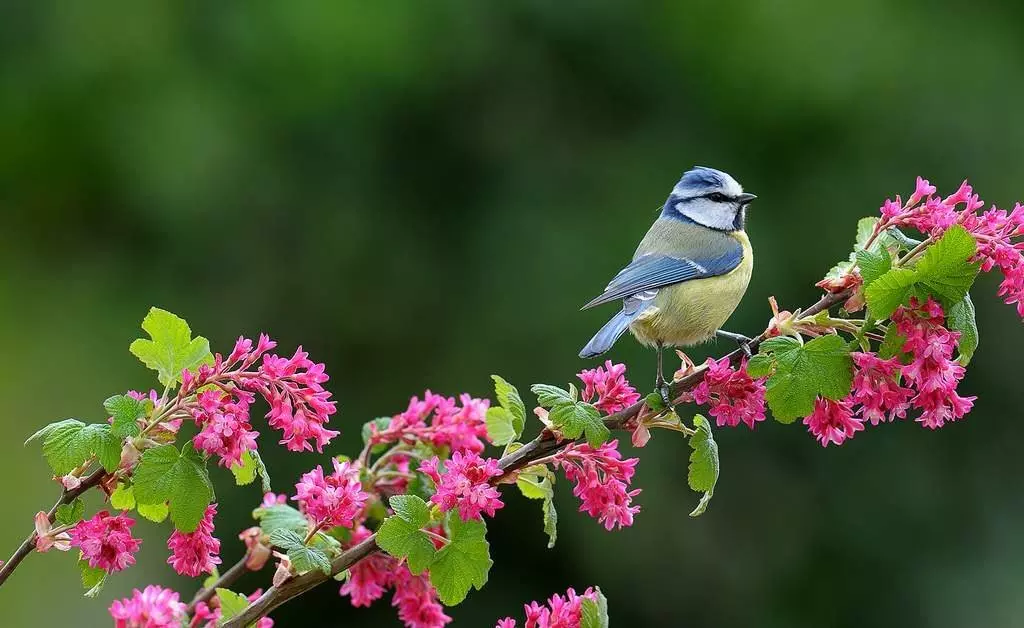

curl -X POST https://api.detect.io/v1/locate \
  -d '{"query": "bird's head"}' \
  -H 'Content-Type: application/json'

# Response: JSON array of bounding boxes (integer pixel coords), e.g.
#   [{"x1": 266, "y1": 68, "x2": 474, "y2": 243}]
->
[{"x1": 663, "y1": 166, "x2": 756, "y2": 232}]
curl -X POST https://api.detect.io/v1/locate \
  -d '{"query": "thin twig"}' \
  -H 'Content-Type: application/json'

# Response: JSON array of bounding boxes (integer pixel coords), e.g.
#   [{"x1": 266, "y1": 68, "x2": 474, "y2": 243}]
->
[{"x1": 0, "y1": 467, "x2": 107, "y2": 587}]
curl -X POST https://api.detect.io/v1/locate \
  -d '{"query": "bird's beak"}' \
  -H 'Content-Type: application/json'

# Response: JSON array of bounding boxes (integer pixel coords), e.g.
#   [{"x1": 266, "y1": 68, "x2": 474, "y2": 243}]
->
[{"x1": 736, "y1": 193, "x2": 757, "y2": 205}]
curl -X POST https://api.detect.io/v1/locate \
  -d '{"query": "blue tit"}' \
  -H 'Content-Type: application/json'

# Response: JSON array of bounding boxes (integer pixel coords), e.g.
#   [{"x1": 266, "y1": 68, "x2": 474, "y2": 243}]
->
[{"x1": 579, "y1": 166, "x2": 757, "y2": 393}]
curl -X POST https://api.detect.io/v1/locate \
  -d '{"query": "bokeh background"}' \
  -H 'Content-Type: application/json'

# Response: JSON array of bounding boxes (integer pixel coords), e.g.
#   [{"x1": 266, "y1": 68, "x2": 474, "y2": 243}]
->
[{"x1": 3, "y1": 2, "x2": 1024, "y2": 626}]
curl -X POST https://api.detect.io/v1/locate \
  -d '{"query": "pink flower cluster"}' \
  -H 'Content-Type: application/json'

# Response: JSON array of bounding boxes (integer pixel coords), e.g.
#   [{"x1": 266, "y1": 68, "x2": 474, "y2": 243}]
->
[
  {"x1": 878, "y1": 177, "x2": 1024, "y2": 317},
  {"x1": 166, "y1": 504, "x2": 221, "y2": 577},
  {"x1": 804, "y1": 297, "x2": 975, "y2": 446},
  {"x1": 293, "y1": 458, "x2": 369, "y2": 529},
  {"x1": 191, "y1": 389, "x2": 259, "y2": 468},
  {"x1": 192, "y1": 589, "x2": 274, "y2": 628},
  {"x1": 368, "y1": 391, "x2": 491, "y2": 454},
  {"x1": 495, "y1": 586, "x2": 601, "y2": 628},
  {"x1": 552, "y1": 440, "x2": 640, "y2": 530},
  {"x1": 577, "y1": 360, "x2": 640, "y2": 415},
  {"x1": 181, "y1": 334, "x2": 339, "y2": 454},
  {"x1": 69, "y1": 511, "x2": 141, "y2": 573},
  {"x1": 109, "y1": 585, "x2": 186, "y2": 628},
  {"x1": 339, "y1": 527, "x2": 452, "y2": 628},
  {"x1": 419, "y1": 452, "x2": 504, "y2": 521},
  {"x1": 691, "y1": 357, "x2": 767, "y2": 429}
]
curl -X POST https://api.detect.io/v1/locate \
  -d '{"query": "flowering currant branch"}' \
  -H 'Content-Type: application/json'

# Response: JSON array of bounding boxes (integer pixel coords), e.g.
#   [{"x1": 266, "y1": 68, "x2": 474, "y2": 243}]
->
[{"x1": 4, "y1": 176, "x2": 1023, "y2": 628}]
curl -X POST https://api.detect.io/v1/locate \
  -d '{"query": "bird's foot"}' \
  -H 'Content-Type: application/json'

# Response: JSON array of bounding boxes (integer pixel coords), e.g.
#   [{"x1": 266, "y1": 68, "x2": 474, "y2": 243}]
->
[
  {"x1": 716, "y1": 329, "x2": 754, "y2": 357},
  {"x1": 655, "y1": 377, "x2": 672, "y2": 408}
]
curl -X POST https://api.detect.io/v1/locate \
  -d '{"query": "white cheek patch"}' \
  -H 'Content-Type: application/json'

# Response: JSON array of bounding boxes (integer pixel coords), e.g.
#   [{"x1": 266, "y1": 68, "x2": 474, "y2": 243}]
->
[{"x1": 675, "y1": 198, "x2": 738, "y2": 231}]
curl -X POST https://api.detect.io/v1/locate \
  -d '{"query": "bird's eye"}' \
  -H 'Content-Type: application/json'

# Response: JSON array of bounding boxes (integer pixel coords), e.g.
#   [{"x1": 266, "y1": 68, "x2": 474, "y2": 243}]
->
[{"x1": 708, "y1": 192, "x2": 728, "y2": 202}]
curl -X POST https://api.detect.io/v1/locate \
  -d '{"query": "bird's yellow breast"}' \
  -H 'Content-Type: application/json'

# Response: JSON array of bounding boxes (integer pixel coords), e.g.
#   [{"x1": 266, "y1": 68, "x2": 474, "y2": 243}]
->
[{"x1": 629, "y1": 231, "x2": 753, "y2": 348}]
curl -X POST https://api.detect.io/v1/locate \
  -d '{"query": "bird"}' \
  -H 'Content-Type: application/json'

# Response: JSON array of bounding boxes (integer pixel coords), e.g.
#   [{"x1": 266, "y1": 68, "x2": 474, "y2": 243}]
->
[{"x1": 579, "y1": 166, "x2": 757, "y2": 400}]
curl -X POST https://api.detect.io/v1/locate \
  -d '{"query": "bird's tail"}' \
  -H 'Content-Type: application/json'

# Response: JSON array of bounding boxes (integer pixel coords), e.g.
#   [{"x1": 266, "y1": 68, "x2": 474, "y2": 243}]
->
[{"x1": 579, "y1": 310, "x2": 634, "y2": 359}]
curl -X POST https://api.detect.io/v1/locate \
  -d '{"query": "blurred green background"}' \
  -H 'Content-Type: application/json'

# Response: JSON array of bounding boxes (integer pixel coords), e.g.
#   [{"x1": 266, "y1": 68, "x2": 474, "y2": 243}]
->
[{"x1": 3, "y1": 2, "x2": 1024, "y2": 626}]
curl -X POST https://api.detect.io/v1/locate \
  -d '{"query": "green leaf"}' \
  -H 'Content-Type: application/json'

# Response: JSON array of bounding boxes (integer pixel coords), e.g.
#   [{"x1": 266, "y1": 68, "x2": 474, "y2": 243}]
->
[
  {"x1": 55, "y1": 499, "x2": 85, "y2": 526},
  {"x1": 516, "y1": 467, "x2": 558, "y2": 548},
  {"x1": 687, "y1": 415, "x2": 720, "y2": 517},
  {"x1": 253, "y1": 503, "x2": 309, "y2": 537},
  {"x1": 360, "y1": 417, "x2": 392, "y2": 455},
  {"x1": 288, "y1": 544, "x2": 332, "y2": 576},
  {"x1": 865, "y1": 267, "x2": 919, "y2": 319},
  {"x1": 530, "y1": 384, "x2": 573, "y2": 408},
  {"x1": 856, "y1": 248, "x2": 892, "y2": 287},
  {"x1": 268, "y1": 528, "x2": 305, "y2": 551},
  {"x1": 137, "y1": 501, "x2": 169, "y2": 523},
  {"x1": 215, "y1": 589, "x2": 251, "y2": 625},
  {"x1": 490, "y1": 375, "x2": 526, "y2": 442},
  {"x1": 758, "y1": 336, "x2": 801, "y2": 355},
  {"x1": 946, "y1": 294, "x2": 979, "y2": 365},
  {"x1": 25, "y1": 418, "x2": 79, "y2": 447},
  {"x1": 110, "y1": 484, "x2": 136, "y2": 510},
  {"x1": 745, "y1": 353, "x2": 775, "y2": 378},
  {"x1": 79, "y1": 559, "x2": 106, "y2": 598},
  {"x1": 548, "y1": 401, "x2": 609, "y2": 447},
  {"x1": 389, "y1": 494, "x2": 431, "y2": 527},
  {"x1": 485, "y1": 407, "x2": 518, "y2": 447},
  {"x1": 429, "y1": 514, "x2": 492, "y2": 606},
  {"x1": 542, "y1": 494, "x2": 558, "y2": 550},
  {"x1": 376, "y1": 516, "x2": 437, "y2": 575},
  {"x1": 231, "y1": 450, "x2": 258, "y2": 486},
  {"x1": 914, "y1": 226, "x2": 980, "y2": 306},
  {"x1": 761, "y1": 335, "x2": 853, "y2": 423},
  {"x1": 103, "y1": 394, "x2": 147, "y2": 439},
  {"x1": 133, "y1": 443, "x2": 214, "y2": 532},
  {"x1": 580, "y1": 587, "x2": 610, "y2": 628},
  {"x1": 41, "y1": 420, "x2": 122, "y2": 475},
  {"x1": 129, "y1": 307, "x2": 214, "y2": 387}
]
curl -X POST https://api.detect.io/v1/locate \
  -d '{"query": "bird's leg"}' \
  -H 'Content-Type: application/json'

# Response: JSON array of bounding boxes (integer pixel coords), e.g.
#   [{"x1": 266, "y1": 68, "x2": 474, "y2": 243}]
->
[
  {"x1": 655, "y1": 342, "x2": 671, "y2": 406},
  {"x1": 716, "y1": 329, "x2": 754, "y2": 357}
]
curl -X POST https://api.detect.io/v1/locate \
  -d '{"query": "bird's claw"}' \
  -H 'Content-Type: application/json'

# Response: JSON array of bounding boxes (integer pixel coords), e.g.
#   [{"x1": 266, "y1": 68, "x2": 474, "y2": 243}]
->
[{"x1": 656, "y1": 379, "x2": 672, "y2": 407}]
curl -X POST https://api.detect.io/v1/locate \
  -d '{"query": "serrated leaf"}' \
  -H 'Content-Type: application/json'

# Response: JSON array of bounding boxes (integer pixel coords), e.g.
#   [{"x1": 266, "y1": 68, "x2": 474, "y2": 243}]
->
[
  {"x1": 548, "y1": 401, "x2": 609, "y2": 447},
  {"x1": 530, "y1": 384, "x2": 573, "y2": 408},
  {"x1": 485, "y1": 407, "x2": 518, "y2": 447},
  {"x1": 490, "y1": 375, "x2": 526, "y2": 440},
  {"x1": 55, "y1": 499, "x2": 85, "y2": 526},
  {"x1": 110, "y1": 484, "x2": 136, "y2": 510},
  {"x1": 580, "y1": 587, "x2": 610, "y2": 628},
  {"x1": 79, "y1": 559, "x2": 106, "y2": 598},
  {"x1": 687, "y1": 415, "x2": 719, "y2": 517},
  {"x1": 137, "y1": 501, "x2": 169, "y2": 523},
  {"x1": 946, "y1": 294, "x2": 979, "y2": 365},
  {"x1": 129, "y1": 307, "x2": 214, "y2": 387},
  {"x1": 25, "y1": 418, "x2": 80, "y2": 447},
  {"x1": 429, "y1": 515, "x2": 492, "y2": 606},
  {"x1": 914, "y1": 226, "x2": 980, "y2": 306},
  {"x1": 288, "y1": 544, "x2": 332, "y2": 576},
  {"x1": 215, "y1": 589, "x2": 251, "y2": 625},
  {"x1": 268, "y1": 528, "x2": 305, "y2": 551},
  {"x1": 857, "y1": 248, "x2": 892, "y2": 287},
  {"x1": 133, "y1": 443, "x2": 213, "y2": 532},
  {"x1": 745, "y1": 353, "x2": 775, "y2": 378},
  {"x1": 761, "y1": 335, "x2": 853, "y2": 423},
  {"x1": 103, "y1": 394, "x2": 147, "y2": 439},
  {"x1": 41, "y1": 420, "x2": 122, "y2": 475},
  {"x1": 376, "y1": 516, "x2": 437, "y2": 575},
  {"x1": 865, "y1": 267, "x2": 919, "y2": 319},
  {"x1": 253, "y1": 504, "x2": 308, "y2": 537},
  {"x1": 758, "y1": 336, "x2": 801, "y2": 356},
  {"x1": 389, "y1": 494, "x2": 431, "y2": 527}
]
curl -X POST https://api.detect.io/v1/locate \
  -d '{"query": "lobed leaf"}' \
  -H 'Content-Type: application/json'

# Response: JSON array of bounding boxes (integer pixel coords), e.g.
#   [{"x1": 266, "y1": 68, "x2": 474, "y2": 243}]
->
[
  {"x1": 215, "y1": 589, "x2": 251, "y2": 624},
  {"x1": 129, "y1": 307, "x2": 213, "y2": 388},
  {"x1": 530, "y1": 384, "x2": 573, "y2": 408},
  {"x1": 103, "y1": 394, "x2": 147, "y2": 439},
  {"x1": 548, "y1": 401, "x2": 609, "y2": 448},
  {"x1": 760, "y1": 335, "x2": 853, "y2": 423},
  {"x1": 133, "y1": 443, "x2": 214, "y2": 532},
  {"x1": 687, "y1": 415, "x2": 719, "y2": 517},
  {"x1": 40, "y1": 420, "x2": 121, "y2": 475},
  {"x1": 376, "y1": 516, "x2": 436, "y2": 575},
  {"x1": 429, "y1": 514, "x2": 492, "y2": 606}
]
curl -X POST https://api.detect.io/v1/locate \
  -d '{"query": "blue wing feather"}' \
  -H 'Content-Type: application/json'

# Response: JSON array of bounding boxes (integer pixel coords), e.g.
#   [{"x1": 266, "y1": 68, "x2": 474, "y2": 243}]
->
[{"x1": 581, "y1": 246, "x2": 742, "y2": 310}]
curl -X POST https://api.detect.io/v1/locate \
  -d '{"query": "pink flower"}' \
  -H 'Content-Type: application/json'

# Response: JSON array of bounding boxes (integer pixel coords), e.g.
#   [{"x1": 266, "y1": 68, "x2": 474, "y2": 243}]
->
[
  {"x1": 239, "y1": 526, "x2": 272, "y2": 571},
  {"x1": 34, "y1": 511, "x2": 71, "y2": 553},
  {"x1": 849, "y1": 352, "x2": 913, "y2": 425},
  {"x1": 191, "y1": 589, "x2": 273, "y2": 628},
  {"x1": 552, "y1": 440, "x2": 640, "y2": 530},
  {"x1": 804, "y1": 398, "x2": 863, "y2": 447},
  {"x1": 69, "y1": 511, "x2": 141, "y2": 573},
  {"x1": 419, "y1": 452, "x2": 504, "y2": 521},
  {"x1": 109, "y1": 585, "x2": 186, "y2": 628},
  {"x1": 498, "y1": 586, "x2": 600, "y2": 628},
  {"x1": 391, "y1": 564, "x2": 452, "y2": 628},
  {"x1": 339, "y1": 526, "x2": 394, "y2": 607},
  {"x1": 261, "y1": 492, "x2": 288, "y2": 508},
  {"x1": 691, "y1": 357, "x2": 767, "y2": 429},
  {"x1": 166, "y1": 504, "x2": 221, "y2": 577},
  {"x1": 370, "y1": 391, "x2": 490, "y2": 454},
  {"x1": 191, "y1": 389, "x2": 260, "y2": 468},
  {"x1": 577, "y1": 360, "x2": 641, "y2": 415},
  {"x1": 293, "y1": 458, "x2": 369, "y2": 529},
  {"x1": 892, "y1": 298, "x2": 976, "y2": 428}
]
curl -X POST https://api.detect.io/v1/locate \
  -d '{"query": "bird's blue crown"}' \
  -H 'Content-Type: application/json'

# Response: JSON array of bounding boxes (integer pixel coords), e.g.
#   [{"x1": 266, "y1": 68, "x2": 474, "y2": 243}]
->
[{"x1": 675, "y1": 166, "x2": 729, "y2": 193}]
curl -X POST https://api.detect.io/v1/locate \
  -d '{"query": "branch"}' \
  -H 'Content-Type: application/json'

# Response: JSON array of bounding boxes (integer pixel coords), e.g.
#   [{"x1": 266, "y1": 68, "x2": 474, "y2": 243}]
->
[
  {"x1": 223, "y1": 288, "x2": 852, "y2": 628},
  {"x1": 0, "y1": 466, "x2": 108, "y2": 587},
  {"x1": 187, "y1": 554, "x2": 254, "y2": 615}
]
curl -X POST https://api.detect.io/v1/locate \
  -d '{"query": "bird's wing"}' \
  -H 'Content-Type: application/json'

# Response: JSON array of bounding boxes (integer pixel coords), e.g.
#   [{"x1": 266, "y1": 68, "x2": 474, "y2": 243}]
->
[{"x1": 581, "y1": 246, "x2": 743, "y2": 310}]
